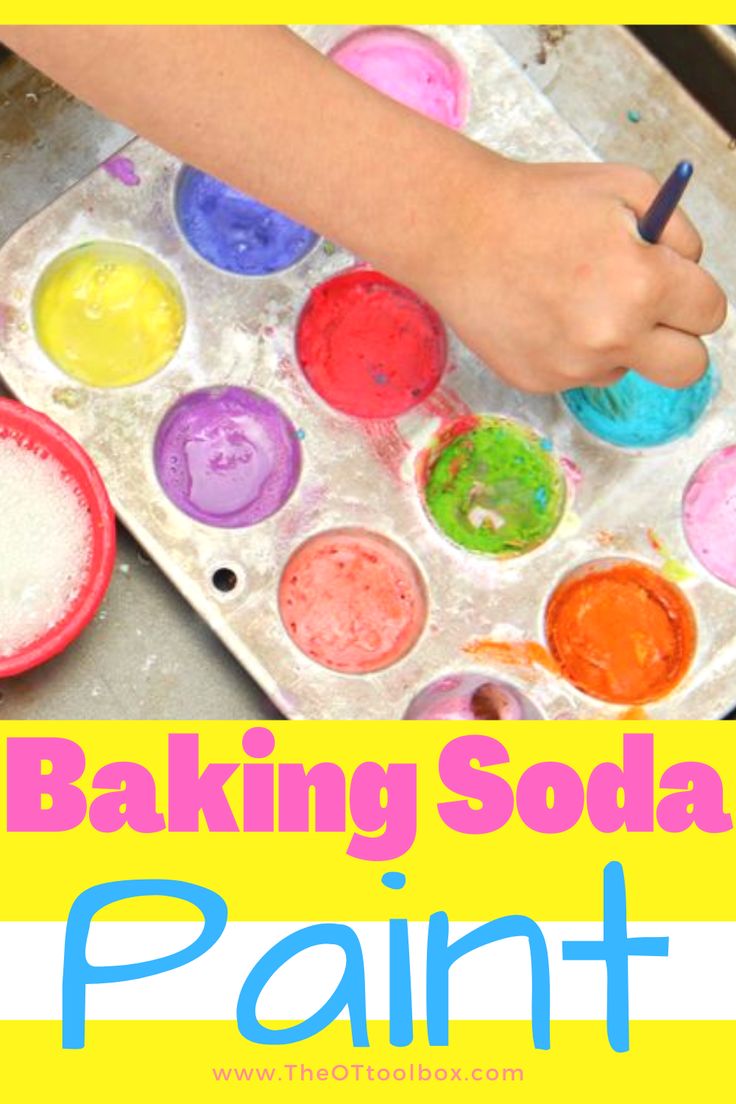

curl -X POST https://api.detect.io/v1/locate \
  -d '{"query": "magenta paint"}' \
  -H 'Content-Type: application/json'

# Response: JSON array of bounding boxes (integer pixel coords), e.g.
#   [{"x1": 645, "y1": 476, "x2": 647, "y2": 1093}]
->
[
  {"x1": 103, "y1": 155, "x2": 141, "y2": 187},
  {"x1": 154, "y1": 386, "x2": 301, "y2": 527},
  {"x1": 330, "y1": 26, "x2": 468, "y2": 129},
  {"x1": 404, "y1": 672, "x2": 542, "y2": 719}
]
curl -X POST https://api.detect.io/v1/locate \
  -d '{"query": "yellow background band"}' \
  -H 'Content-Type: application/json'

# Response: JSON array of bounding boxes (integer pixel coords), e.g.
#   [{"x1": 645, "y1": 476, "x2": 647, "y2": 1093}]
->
[
  {"x1": 2, "y1": 721, "x2": 734, "y2": 922},
  {"x1": 3, "y1": 10, "x2": 736, "y2": 25},
  {"x1": 3, "y1": 1022, "x2": 731, "y2": 1102}
]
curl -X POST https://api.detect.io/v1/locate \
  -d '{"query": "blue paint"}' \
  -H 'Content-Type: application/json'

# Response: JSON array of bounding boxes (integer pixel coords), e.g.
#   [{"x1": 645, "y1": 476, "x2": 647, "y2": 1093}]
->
[
  {"x1": 175, "y1": 166, "x2": 319, "y2": 276},
  {"x1": 562, "y1": 364, "x2": 717, "y2": 449},
  {"x1": 382, "y1": 871, "x2": 407, "y2": 890}
]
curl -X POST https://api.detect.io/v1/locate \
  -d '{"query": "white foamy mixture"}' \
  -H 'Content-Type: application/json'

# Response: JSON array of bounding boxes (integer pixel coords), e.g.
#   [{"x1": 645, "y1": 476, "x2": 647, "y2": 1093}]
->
[{"x1": 0, "y1": 434, "x2": 93, "y2": 659}]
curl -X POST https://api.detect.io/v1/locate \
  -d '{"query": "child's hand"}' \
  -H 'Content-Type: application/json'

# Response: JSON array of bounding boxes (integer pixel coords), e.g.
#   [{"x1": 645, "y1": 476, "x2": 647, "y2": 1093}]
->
[
  {"x1": 2, "y1": 27, "x2": 727, "y2": 396},
  {"x1": 416, "y1": 157, "x2": 727, "y2": 393}
]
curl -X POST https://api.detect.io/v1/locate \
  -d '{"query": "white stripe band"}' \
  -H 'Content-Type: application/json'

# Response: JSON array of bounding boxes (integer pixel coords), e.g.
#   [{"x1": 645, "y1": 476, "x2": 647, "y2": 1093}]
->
[{"x1": 1, "y1": 921, "x2": 733, "y2": 1020}]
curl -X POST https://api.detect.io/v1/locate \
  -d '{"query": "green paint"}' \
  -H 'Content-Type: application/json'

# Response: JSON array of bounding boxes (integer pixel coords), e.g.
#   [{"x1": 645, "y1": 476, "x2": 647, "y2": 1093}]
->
[{"x1": 423, "y1": 417, "x2": 566, "y2": 556}]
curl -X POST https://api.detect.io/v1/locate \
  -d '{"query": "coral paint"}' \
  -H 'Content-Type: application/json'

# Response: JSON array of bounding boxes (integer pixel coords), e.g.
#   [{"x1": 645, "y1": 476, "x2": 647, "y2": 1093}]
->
[
  {"x1": 175, "y1": 167, "x2": 318, "y2": 276},
  {"x1": 296, "y1": 268, "x2": 446, "y2": 418},
  {"x1": 545, "y1": 560, "x2": 696, "y2": 704},
  {"x1": 683, "y1": 445, "x2": 736, "y2": 587},
  {"x1": 279, "y1": 529, "x2": 426, "y2": 673},
  {"x1": 330, "y1": 26, "x2": 468, "y2": 129},
  {"x1": 422, "y1": 416, "x2": 566, "y2": 556},
  {"x1": 154, "y1": 387, "x2": 301, "y2": 527},
  {"x1": 33, "y1": 242, "x2": 184, "y2": 388},
  {"x1": 102, "y1": 155, "x2": 141, "y2": 186},
  {"x1": 563, "y1": 366, "x2": 716, "y2": 449},
  {"x1": 463, "y1": 638, "x2": 559, "y2": 675},
  {"x1": 404, "y1": 672, "x2": 541, "y2": 719}
]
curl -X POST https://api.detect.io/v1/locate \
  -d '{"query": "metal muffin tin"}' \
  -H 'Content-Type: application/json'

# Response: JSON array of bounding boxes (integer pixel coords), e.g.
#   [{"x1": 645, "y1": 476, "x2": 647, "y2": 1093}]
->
[{"x1": 1, "y1": 24, "x2": 735, "y2": 719}]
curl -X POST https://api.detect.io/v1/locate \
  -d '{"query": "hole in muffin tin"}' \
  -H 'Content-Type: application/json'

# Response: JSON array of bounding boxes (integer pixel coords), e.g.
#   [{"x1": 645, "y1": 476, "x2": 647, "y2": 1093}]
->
[{"x1": 212, "y1": 566, "x2": 240, "y2": 594}]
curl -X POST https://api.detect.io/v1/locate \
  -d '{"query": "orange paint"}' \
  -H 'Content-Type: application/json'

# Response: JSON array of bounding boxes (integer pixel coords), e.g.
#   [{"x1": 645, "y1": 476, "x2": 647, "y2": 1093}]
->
[
  {"x1": 463, "y1": 638, "x2": 559, "y2": 676},
  {"x1": 545, "y1": 560, "x2": 696, "y2": 705}
]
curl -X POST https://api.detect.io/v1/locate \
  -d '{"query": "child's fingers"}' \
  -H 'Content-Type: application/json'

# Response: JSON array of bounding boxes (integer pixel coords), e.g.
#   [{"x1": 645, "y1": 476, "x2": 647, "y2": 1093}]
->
[
  {"x1": 655, "y1": 208, "x2": 703, "y2": 262},
  {"x1": 654, "y1": 250, "x2": 727, "y2": 335},
  {"x1": 626, "y1": 327, "x2": 710, "y2": 389}
]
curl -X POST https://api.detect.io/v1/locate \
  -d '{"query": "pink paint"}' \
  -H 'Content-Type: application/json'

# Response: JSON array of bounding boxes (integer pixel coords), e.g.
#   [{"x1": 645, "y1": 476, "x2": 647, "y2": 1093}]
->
[
  {"x1": 330, "y1": 27, "x2": 468, "y2": 129},
  {"x1": 561, "y1": 455, "x2": 583, "y2": 486},
  {"x1": 683, "y1": 445, "x2": 736, "y2": 587},
  {"x1": 102, "y1": 155, "x2": 141, "y2": 187},
  {"x1": 404, "y1": 673, "x2": 542, "y2": 720}
]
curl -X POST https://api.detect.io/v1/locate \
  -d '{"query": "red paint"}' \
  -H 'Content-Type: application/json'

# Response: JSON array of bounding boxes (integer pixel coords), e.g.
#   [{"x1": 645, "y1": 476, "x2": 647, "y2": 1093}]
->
[{"x1": 296, "y1": 268, "x2": 446, "y2": 418}]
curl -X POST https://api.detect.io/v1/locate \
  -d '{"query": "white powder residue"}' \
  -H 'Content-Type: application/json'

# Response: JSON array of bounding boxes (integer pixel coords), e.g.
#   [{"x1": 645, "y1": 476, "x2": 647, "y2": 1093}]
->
[{"x1": 0, "y1": 432, "x2": 93, "y2": 658}]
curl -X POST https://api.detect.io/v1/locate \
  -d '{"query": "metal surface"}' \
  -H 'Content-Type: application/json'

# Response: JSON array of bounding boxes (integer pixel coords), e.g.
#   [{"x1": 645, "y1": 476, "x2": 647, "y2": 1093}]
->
[
  {"x1": 628, "y1": 25, "x2": 736, "y2": 139},
  {"x1": 2, "y1": 25, "x2": 736, "y2": 720},
  {"x1": 0, "y1": 51, "x2": 281, "y2": 720}
]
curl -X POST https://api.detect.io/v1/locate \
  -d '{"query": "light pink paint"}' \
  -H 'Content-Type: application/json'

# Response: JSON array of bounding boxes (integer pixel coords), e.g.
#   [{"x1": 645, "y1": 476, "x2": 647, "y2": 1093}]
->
[
  {"x1": 561, "y1": 455, "x2": 583, "y2": 486},
  {"x1": 683, "y1": 445, "x2": 736, "y2": 587},
  {"x1": 330, "y1": 27, "x2": 468, "y2": 129},
  {"x1": 102, "y1": 155, "x2": 141, "y2": 187}
]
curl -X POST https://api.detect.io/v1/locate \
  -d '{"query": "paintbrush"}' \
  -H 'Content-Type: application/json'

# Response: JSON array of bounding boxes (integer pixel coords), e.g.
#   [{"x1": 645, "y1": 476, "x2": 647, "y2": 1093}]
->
[{"x1": 637, "y1": 160, "x2": 694, "y2": 244}]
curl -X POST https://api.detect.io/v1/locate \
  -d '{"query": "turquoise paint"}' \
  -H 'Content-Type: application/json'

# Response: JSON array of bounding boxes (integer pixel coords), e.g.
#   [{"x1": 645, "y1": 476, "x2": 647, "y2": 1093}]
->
[{"x1": 562, "y1": 365, "x2": 717, "y2": 449}]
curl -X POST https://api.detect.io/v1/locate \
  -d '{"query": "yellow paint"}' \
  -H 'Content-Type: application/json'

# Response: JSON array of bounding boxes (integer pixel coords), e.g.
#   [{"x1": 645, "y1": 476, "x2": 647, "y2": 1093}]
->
[
  {"x1": 33, "y1": 242, "x2": 185, "y2": 388},
  {"x1": 646, "y1": 528, "x2": 695, "y2": 584}
]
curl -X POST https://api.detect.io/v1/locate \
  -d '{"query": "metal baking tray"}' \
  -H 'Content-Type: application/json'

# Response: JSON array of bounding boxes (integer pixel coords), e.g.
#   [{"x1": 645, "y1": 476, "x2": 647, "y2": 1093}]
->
[{"x1": 1, "y1": 24, "x2": 735, "y2": 719}]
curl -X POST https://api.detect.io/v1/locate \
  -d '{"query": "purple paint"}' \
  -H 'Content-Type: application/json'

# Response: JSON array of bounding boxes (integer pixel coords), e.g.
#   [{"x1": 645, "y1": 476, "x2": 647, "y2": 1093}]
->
[
  {"x1": 103, "y1": 155, "x2": 141, "y2": 187},
  {"x1": 154, "y1": 386, "x2": 301, "y2": 527},
  {"x1": 175, "y1": 166, "x2": 318, "y2": 276},
  {"x1": 404, "y1": 672, "x2": 542, "y2": 720}
]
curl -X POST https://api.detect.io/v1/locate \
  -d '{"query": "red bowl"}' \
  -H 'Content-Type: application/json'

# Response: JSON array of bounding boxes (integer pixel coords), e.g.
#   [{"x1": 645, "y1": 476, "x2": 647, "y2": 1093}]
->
[{"x1": 0, "y1": 398, "x2": 116, "y2": 677}]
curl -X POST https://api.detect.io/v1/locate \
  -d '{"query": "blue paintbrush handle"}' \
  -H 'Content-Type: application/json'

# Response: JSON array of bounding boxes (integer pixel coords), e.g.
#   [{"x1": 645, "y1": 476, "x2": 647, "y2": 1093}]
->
[{"x1": 637, "y1": 160, "x2": 694, "y2": 244}]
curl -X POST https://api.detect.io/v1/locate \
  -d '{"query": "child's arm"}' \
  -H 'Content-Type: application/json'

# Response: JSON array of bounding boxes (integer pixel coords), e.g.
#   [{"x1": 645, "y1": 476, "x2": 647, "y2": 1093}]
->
[{"x1": 2, "y1": 25, "x2": 726, "y2": 392}]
